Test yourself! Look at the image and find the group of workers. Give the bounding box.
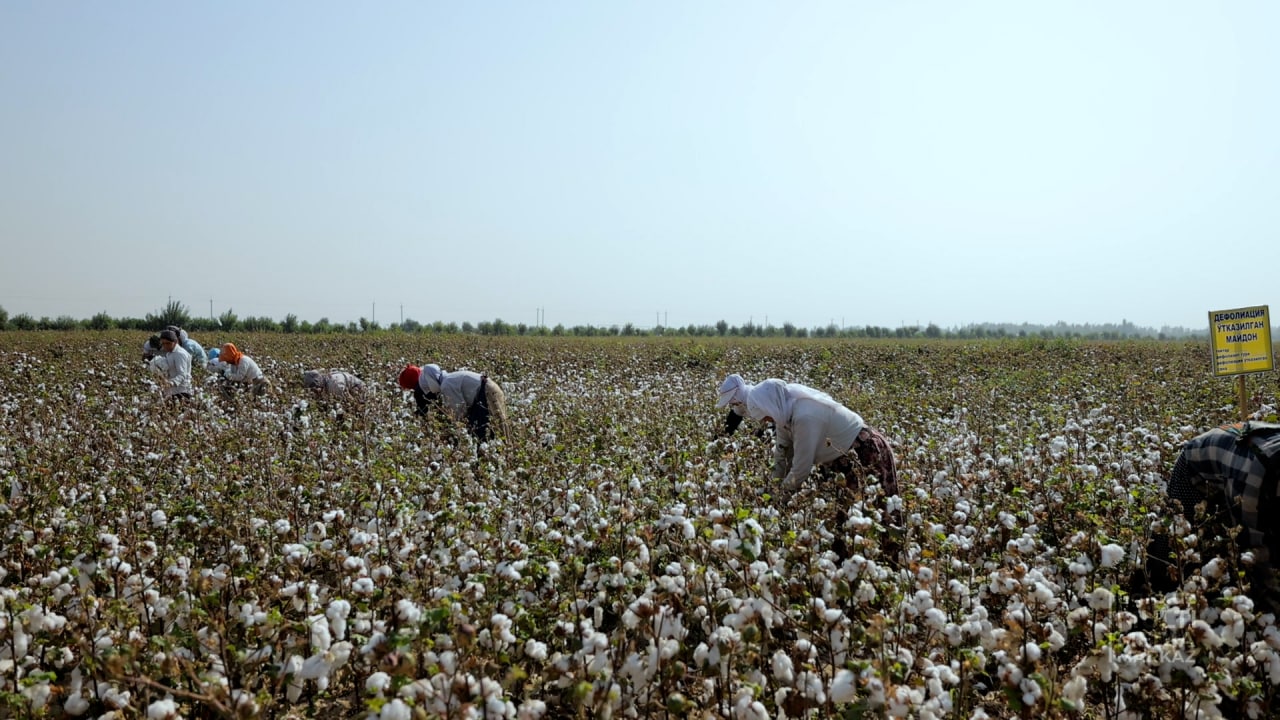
[143,326,273,400]
[140,329,1280,611]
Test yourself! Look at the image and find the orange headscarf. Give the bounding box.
[220,343,243,365]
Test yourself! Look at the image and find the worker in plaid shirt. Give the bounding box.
[1145,421,1280,609]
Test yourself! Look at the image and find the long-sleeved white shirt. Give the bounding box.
[771,395,865,490]
[225,355,264,383]
[152,346,193,397]
[437,370,485,423]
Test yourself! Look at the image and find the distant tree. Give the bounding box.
[0,305,7,330]
[45,315,77,330]
[282,313,299,333]
[715,320,728,336]
[461,322,474,333]
[924,323,942,338]
[242,316,279,332]
[88,311,114,330]
[219,309,239,331]
[11,313,36,330]
[147,299,191,329]
[186,317,220,333]
[312,317,332,333]
[400,318,422,332]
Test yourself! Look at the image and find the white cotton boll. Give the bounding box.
[771,651,794,684]
[1191,619,1223,649]
[273,519,292,536]
[308,614,332,652]
[1202,558,1226,580]
[518,699,548,719]
[281,655,304,703]
[395,599,423,625]
[379,699,412,720]
[151,510,168,528]
[366,671,392,694]
[1100,544,1125,568]
[830,669,858,704]
[146,696,181,717]
[1022,642,1042,663]
[524,639,548,661]
[1087,587,1114,611]
[327,599,351,640]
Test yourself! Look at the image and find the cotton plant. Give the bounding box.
[7,335,1280,716]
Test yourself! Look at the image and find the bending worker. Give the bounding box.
[398,363,511,441]
[716,373,899,499]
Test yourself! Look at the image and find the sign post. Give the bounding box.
[1208,305,1274,420]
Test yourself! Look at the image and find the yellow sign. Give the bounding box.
[1208,305,1274,376]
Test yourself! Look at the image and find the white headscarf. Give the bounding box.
[421,364,445,393]
[716,374,752,408]
[746,380,835,429]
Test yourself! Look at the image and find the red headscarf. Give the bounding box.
[220,343,243,365]
[398,365,421,390]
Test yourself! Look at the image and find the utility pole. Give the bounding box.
[400,303,404,325]
[372,302,376,325]
[210,299,213,321]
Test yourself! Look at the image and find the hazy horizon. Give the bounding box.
[3,2,1277,331]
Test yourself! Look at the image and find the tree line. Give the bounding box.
[0,301,1208,341]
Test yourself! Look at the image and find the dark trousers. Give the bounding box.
[466,376,493,441]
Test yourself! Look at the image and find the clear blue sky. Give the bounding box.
[2,2,1277,331]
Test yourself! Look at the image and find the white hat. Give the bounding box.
[716,374,749,408]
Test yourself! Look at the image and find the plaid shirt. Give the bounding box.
[1179,425,1280,560]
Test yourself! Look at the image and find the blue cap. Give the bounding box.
[208,348,220,360]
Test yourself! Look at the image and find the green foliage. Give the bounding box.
[87,311,115,330]
[146,299,191,329]
[218,308,239,331]
[241,315,279,332]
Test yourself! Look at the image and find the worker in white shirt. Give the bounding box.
[716,374,899,499]
[148,329,194,400]
[302,369,365,399]
[217,343,268,396]
[398,363,510,441]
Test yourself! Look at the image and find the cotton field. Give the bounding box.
[2,332,1279,719]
